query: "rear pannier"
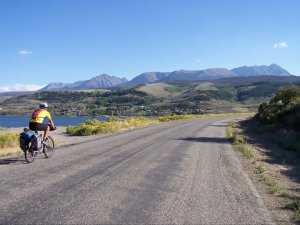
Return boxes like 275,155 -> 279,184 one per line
19,128 -> 35,151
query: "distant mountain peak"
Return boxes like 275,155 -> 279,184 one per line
80,74 -> 128,88
165,68 -> 236,81
39,74 -> 128,91
231,64 -> 290,76
127,72 -> 170,85
38,64 -> 291,91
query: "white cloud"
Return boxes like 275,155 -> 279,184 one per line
0,84 -> 45,92
196,59 -> 201,63
19,50 -> 33,55
274,42 -> 288,48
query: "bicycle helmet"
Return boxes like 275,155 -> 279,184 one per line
40,102 -> 48,108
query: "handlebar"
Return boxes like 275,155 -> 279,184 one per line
48,124 -> 57,131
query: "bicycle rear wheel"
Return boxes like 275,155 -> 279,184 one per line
25,148 -> 37,163
43,136 -> 54,158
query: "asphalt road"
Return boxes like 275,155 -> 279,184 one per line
0,117 -> 274,224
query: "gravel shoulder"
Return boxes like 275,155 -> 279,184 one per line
233,119 -> 300,225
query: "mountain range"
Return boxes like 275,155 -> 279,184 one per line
39,64 -> 291,91
40,74 -> 128,91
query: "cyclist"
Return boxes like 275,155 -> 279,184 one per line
29,102 -> 56,141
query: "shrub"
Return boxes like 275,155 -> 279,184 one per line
271,86 -> 300,106
255,86 -> 300,128
66,117 -> 157,136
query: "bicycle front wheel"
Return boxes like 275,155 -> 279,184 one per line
43,136 -> 55,158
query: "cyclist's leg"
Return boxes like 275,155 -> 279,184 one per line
44,125 -> 50,140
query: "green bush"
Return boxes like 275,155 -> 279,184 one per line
255,86 -> 300,129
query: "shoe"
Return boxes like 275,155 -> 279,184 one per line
31,149 -> 38,155
42,138 -> 49,145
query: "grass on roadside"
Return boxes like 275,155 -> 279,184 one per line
66,117 -> 158,136
287,199 -> 300,221
0,133 -> 22,158
256,162 -> 281,194
226,122 -> 254,159
257,163 -> 265,174
228,122 -> 300,222
68,113 -> 253,136
260,170 -> 300,221
0,133 -> 19,148
228,122 -> 283,194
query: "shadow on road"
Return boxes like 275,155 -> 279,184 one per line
0,157 -> 25,165
176,136 -> 229,144
209,124 -> 227,128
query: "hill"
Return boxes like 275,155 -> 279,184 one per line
137,83 -> 174,98
1,75 -> 300,117
212,75 -> 300,85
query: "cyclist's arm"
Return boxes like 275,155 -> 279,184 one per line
48,118 -> 55,128
46,112 -> 55,128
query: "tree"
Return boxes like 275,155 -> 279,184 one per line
255,86 -> 300,125
270,86 -> 300,107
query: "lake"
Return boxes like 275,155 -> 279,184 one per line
0,115 -> 108,128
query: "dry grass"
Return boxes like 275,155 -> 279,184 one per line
228,121 -> 300,223
137,83 -> 174,98
66,117 -> 159,136
195,82 -> 218,91
0,133 -> 22,158
0,147 -> 22,158
226,124 -> 255,159
67,113 -> 253,136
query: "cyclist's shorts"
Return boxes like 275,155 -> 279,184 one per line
29,122 -> 48,131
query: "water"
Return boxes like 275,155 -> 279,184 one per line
0,115 -> 108,128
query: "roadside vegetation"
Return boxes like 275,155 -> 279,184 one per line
0,133 -> 21,158
227,86 -> 300,223
66,113 -> 252,136
227,124 -> 254,159
255,85 -> 300,156
227,123 -> 280,193
66,117 -> 158,136
227,122 -> 300,222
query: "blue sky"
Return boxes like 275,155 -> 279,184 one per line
0,0 -> 299,91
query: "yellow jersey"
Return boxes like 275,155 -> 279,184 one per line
30,109 -> 51,124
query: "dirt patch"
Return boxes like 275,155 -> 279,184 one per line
232,119 -> 300,225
